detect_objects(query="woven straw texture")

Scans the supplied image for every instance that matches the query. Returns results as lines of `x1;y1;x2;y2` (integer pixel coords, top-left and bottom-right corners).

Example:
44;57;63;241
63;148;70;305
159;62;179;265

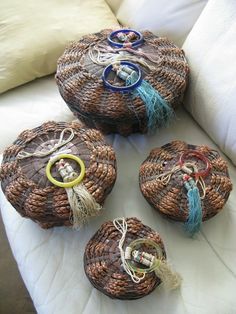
84;217;166;300
56;29;189;135
0;121;117;228
139;140;232;222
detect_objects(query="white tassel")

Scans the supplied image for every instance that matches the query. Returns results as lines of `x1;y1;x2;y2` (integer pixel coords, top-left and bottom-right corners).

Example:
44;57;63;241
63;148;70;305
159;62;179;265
56;158;102;229
153;259;182;290
66;185;102;229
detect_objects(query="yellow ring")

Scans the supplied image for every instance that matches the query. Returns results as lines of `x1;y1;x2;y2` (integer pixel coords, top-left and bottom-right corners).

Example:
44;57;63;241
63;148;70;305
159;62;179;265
46;154;85;188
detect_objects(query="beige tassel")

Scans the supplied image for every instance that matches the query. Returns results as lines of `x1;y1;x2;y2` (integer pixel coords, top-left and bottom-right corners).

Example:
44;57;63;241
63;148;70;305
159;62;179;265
153;259;182;290
56;158;102;229
66;185;102;229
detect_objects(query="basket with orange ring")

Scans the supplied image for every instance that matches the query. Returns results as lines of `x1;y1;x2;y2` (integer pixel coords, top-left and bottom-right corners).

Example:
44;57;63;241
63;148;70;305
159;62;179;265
139;140;233;235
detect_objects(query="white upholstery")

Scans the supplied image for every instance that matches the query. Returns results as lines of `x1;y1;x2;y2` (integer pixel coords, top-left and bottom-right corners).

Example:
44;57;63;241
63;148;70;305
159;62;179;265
183;0;236;165
0;76;74;153
108;0;208;46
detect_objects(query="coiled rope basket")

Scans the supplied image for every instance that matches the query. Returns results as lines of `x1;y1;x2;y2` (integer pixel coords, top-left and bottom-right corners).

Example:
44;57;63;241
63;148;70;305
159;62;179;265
84;217;181;300
56;28;189;135
139;141;232;236
0;121;117;229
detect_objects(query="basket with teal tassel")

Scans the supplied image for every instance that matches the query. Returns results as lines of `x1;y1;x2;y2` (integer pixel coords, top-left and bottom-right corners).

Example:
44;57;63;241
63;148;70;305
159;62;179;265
56;29;189;136
139;140;233;236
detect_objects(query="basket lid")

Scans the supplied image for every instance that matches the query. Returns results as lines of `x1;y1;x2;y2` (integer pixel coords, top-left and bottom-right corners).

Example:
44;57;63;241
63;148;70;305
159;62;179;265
139;140;232;233
56;29;189;135
84;217;166;300
0;121;117;228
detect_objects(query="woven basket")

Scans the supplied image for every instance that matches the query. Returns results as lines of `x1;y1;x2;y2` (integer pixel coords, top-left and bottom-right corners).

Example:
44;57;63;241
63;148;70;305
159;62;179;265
139;141;232;226
84;217;166;300
56;29;189;136
0;121;117;229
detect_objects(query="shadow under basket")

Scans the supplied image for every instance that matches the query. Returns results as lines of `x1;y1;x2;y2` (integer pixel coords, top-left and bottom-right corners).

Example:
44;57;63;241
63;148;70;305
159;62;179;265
0;121;117;229
55;29;189;136
139;140;233;235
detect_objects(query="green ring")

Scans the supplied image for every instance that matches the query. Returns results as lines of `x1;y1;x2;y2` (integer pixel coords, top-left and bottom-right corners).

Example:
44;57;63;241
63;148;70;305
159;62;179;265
126;239;164;274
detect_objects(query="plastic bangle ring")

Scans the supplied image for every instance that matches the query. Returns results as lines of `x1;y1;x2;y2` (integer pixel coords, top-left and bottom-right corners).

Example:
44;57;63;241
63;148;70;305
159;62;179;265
46;154;85;188
102;61;142;92
108;29;144;48
126;238;164;274
179;150;211;178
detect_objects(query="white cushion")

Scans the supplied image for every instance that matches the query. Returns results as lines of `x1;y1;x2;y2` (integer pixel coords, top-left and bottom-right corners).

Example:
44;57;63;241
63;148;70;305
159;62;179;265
0;76;74;153
183;0;236;165
115;0;208;46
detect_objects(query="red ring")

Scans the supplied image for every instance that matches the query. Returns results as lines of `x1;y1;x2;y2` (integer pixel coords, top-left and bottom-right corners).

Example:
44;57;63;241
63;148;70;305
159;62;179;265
178;150;211;178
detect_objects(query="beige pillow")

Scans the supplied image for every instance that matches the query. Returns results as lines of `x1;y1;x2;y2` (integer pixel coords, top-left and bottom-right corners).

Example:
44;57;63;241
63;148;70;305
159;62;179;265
0;0;119;94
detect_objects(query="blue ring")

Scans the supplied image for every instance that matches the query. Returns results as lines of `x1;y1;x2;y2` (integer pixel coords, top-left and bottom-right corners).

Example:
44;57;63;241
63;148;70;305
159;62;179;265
102;61;142;92
108;29;144;48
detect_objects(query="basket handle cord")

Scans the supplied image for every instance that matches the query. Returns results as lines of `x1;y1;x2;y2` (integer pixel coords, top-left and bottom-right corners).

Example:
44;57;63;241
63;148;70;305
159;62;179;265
17;128;75;159
113;217;144;283
46;154;101;230
113;217;181;289
88;44;159;69
154;150;211;236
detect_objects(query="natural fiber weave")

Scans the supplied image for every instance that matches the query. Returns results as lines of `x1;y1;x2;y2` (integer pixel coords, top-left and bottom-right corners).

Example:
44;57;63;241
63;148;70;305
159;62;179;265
56;29;189;135
84;217;166;300
0;121;117;228
139;140;232;222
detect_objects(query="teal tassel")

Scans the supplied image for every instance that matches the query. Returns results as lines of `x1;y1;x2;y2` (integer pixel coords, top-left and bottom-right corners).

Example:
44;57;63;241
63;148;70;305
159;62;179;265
120;66;174;132
184;178;202;236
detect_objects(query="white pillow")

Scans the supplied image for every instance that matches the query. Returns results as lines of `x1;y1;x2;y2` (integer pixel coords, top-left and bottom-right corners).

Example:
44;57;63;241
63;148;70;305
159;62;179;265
183;0;236;165
0;0;118;94
115;0;207;46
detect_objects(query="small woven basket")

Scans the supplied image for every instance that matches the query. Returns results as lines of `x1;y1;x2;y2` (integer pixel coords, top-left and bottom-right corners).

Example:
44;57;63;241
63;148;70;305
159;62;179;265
0;121;117;229
84;217;166;300
139;141;232;233
56;29;189;136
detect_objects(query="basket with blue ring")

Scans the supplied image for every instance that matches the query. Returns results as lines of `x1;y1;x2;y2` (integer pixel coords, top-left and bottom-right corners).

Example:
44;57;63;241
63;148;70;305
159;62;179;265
56;29;189;135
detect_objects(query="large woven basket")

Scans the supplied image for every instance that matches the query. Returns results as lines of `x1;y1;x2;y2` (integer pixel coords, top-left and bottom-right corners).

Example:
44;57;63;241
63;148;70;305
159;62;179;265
84;217;166;300
139;141;232;233
56;29;189;136
0;121;117;229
